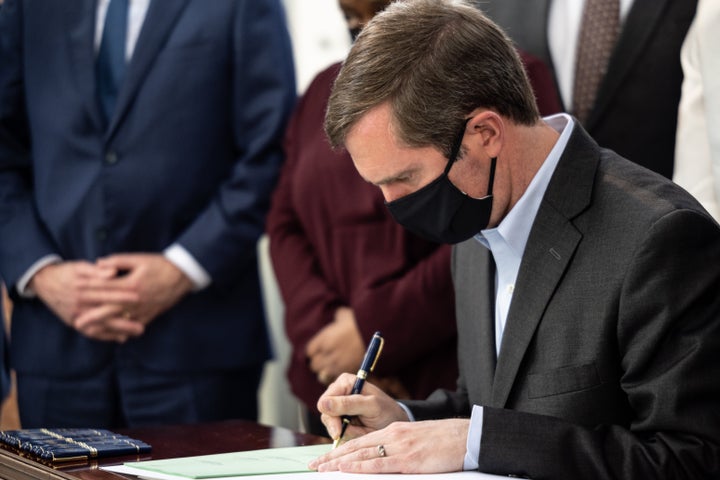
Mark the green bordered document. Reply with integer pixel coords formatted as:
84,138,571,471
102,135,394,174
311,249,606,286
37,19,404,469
124,444,333,478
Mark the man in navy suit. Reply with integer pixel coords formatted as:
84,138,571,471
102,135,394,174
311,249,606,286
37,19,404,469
0,0,295,428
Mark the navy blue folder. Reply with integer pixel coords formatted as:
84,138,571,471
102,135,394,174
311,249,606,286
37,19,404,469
0,428,151,464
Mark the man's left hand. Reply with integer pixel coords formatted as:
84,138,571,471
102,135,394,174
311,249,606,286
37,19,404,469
309,418,469,474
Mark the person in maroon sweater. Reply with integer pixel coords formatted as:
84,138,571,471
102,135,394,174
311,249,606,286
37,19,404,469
266,0,561,435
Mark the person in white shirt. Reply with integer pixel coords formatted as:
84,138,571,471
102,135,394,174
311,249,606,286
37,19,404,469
673,0,720,221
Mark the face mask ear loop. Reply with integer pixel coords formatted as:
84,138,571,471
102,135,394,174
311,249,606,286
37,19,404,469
444,118,472,175
486,157,497,196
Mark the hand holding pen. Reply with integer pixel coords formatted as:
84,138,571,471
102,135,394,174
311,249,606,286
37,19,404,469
332,331,384,448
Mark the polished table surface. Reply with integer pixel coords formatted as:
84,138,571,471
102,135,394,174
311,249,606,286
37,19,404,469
0,420,331,480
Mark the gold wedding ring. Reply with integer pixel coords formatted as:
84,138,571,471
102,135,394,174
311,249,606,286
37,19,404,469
377,445,386,457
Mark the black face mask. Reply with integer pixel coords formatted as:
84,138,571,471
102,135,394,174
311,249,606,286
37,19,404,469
385,121,497,244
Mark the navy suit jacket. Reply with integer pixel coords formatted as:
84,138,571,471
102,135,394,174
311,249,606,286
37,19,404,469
0,0,296,376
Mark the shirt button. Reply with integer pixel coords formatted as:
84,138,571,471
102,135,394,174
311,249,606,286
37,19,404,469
506,284,514,294
105,151,118,165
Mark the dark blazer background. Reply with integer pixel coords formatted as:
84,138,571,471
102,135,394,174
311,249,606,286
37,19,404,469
479,0,697,179
405,125,720,479
0,1,295,378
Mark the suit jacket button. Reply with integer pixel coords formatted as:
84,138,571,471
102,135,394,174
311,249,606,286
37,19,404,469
105,151,118,165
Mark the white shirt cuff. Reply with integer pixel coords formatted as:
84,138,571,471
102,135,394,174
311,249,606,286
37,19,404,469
396,402,415,422
464,405,484,471
164,244,211,291
16,254,63,298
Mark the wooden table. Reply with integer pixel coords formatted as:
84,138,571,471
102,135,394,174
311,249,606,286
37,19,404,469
0,420,330,480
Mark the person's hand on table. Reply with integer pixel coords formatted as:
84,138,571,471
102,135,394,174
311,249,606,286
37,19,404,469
309,372,469,473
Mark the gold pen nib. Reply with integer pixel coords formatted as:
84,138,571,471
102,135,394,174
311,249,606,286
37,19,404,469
332,437,341,449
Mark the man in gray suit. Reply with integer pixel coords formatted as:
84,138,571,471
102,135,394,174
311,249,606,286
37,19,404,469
309,1,720,478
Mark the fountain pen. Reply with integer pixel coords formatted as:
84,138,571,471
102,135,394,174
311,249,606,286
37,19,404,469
332,331,384,448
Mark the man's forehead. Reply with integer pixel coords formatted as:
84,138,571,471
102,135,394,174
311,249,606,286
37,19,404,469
345,105,402,181
347,103,397,145
345,105,445,186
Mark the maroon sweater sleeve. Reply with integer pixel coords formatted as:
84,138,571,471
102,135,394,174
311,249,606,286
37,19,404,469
351,243,456,375
266,63,458,409
266,66,345,378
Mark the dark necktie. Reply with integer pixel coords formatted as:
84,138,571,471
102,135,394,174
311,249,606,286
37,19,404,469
572,0,620,124
96,0,129,125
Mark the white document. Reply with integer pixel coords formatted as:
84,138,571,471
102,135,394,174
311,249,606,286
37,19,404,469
102,465,508,479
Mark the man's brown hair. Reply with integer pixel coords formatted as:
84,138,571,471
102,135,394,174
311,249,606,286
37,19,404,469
325,0,540,158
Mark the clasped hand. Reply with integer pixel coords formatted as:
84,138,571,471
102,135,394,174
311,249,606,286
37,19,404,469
310,372,468,474
306,307,365,385
30,254,193,343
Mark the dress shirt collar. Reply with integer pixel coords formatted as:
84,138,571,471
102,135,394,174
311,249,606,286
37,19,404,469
476,113,575,255
95,0,152,60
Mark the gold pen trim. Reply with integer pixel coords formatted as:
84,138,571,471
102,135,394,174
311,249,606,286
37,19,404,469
369,336,384,372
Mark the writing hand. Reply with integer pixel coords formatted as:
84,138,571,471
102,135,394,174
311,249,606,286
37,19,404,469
309,418,469,474
306,307,365,385
316,372,408,441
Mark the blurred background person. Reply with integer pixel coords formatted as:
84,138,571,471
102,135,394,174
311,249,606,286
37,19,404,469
673,0,720,221
478,0,697,179
0,0,295,428
266,0,561,435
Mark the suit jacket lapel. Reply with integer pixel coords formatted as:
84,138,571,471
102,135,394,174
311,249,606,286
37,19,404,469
491,125,600,407
468,243,498,406
65,0,104,130
106,0,190,139
586,0,671,129
453,237,498,406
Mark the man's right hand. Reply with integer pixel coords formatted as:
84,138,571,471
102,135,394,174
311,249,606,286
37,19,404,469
317,372,410,441
30,261,142,342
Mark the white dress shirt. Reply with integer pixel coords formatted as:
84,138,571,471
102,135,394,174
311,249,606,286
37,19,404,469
94,0,151,59
673,0,720,222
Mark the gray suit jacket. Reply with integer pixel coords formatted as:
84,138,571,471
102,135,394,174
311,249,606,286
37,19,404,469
404,125,720,479
478,0,697,179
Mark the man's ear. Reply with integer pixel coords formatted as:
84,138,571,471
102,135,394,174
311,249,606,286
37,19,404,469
466,110,503,159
